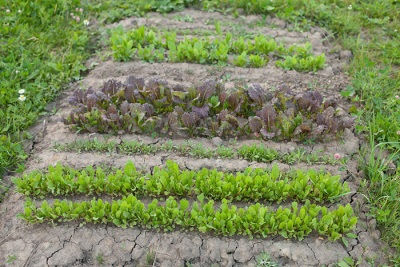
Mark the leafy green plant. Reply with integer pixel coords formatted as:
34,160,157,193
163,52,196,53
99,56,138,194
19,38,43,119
336,257,361,267
108,25,325,71
249,54,268,67
19,195,357,240
110,27,135,61
233,51,248,67
254,35,277,55
14,160,350,204
276,54,326,72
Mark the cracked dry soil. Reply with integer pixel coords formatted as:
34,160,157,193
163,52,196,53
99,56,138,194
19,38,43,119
0,9,389,267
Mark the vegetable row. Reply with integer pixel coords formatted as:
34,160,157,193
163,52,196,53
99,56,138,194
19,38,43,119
54,139,341,165
20,195,357,240
14,161,349,203
110,25,326,72
65,76,355,140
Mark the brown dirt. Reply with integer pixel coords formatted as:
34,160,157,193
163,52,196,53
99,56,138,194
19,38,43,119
0,9,388,267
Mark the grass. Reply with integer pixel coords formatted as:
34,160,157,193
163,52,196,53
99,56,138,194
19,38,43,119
96,253,104,265
0,0,399,263
0,0,92,175
146,250,156,266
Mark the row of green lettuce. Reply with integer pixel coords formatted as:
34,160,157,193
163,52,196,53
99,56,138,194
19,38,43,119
20,194,357,240
109,25,326,71
13,160,349,203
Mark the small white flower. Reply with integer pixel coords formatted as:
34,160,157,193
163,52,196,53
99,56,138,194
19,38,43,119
75,16,80,23
396,95,399,99
18,9,21,13
6,9,10,13
79,8,83,13
83,19,89,26
348,5,352,10
18,95,26,101
15,70,19,74
76,7,79,12
18,89,25,94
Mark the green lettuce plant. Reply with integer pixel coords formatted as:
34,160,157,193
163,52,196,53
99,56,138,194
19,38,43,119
14,160,350,203
19,195,357,240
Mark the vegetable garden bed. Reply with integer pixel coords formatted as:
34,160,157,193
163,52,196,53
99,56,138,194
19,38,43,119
0,7,389,267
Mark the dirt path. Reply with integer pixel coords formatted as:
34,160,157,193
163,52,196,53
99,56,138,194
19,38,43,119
0,9,386,267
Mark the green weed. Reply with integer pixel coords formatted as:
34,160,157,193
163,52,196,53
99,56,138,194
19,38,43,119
256,253,279,267
96,253,104,265
6,254,17,263
146,250,156,265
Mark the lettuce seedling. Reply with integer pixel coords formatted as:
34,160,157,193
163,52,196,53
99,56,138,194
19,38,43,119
233,51,248,67
249,54,268,67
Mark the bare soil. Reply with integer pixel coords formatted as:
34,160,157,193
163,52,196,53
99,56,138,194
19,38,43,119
0,9,387,267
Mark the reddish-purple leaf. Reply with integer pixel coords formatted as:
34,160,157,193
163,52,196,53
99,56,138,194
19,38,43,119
219,91,228,104
143,103,155,117
260,104,277,129
120,101,130,115
248,84,264,105
126,76,145,90
198,80,217,100
323,98,338,109
102,79,123,97
260,128,276,139
248,116,263,133
226,114,239,128
192,105,209,119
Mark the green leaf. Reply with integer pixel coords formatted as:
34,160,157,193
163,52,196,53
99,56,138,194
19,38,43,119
342,236,349,248
116,210,122,219
180,199,189,211
197,194,204,204
346,233,357,239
